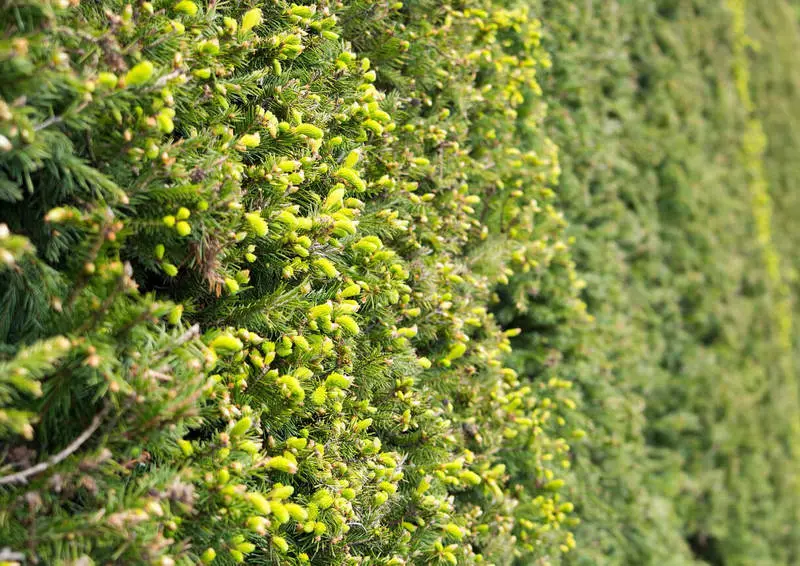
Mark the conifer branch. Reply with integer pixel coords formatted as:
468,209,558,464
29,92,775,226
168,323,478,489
0,405,110,486
34,101,90,132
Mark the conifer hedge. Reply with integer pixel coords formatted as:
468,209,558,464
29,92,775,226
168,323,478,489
0,0,587,564
5,0,800,564
506,0,800,564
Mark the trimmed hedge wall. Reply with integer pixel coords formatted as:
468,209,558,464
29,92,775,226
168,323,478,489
501,0,800,564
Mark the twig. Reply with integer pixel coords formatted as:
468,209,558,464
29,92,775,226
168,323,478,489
174,324,201,346
35,101,89,132
0,548,25,561
0,405,110,486
154,69,182,88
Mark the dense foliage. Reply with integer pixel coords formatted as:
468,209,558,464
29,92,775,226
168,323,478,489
499,0,800,563
1,0,798,565
0,0,585,564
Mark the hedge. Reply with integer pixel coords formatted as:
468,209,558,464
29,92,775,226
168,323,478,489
3,0,800,565
500,0,800,564
0,0,586,564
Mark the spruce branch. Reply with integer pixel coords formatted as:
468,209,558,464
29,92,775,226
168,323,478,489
0,404,110,486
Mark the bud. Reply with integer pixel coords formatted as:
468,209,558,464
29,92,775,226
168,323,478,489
98,72,118,89
313,257,339,278
198,39,220,55
343,150,360,168
268,484,294,500
125,61,155,86
174,0,198,15
339,283,361,298
335,315,359,335
293,123,324,139
200,548,216,564
175,221,191,237
245,212,268,237
45,207,73,223
270,501,289,523
166,19,185,34
354,418,372,432
230,416,252,437
308,302,333,319
313,490,334,509
285,502,307,521
265,456,297,474
272,535,289,553
325,372,351,389
289,4,314,17
210,334,243,352
239,133,261,148
334,167,366,191
459,470,481,486
311,385,327,405
235,542,255,554
246,515,268,533
446,342,467,361
241,8,262,33
322,187,346,211
363,118,383,135
443,523,463,540
224,277,240,294
286,437,307,450
223,17,238,34
177,439,193,456
245,492,271,515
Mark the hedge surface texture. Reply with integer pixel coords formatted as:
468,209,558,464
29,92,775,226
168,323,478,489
1,0,799,565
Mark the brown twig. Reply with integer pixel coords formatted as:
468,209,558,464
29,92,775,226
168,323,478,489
0,405,110,486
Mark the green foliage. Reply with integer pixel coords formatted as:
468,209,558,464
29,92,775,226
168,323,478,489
493,0,800,564
0,0,586,564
